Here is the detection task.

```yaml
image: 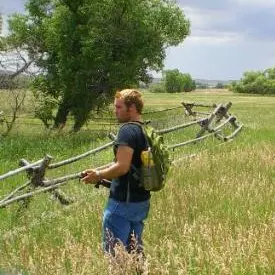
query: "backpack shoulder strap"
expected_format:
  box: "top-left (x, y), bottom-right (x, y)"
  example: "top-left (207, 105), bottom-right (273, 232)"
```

top-left (121, 121), bottom-right (150, 148)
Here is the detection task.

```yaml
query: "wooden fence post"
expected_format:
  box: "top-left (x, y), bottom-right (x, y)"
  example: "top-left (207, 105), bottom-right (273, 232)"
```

top-left (19, 155), bottom-right (73, 205)
top-left (196, 104), bottom-right (223, 138)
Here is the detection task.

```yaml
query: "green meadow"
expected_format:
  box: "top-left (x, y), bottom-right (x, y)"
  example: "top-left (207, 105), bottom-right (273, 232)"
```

top-left (0, 89), bottom-right (274, 274)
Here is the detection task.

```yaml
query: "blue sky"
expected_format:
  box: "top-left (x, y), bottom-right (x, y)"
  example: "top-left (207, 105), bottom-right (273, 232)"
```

top-left (1, 0), bottom-right (275, 80)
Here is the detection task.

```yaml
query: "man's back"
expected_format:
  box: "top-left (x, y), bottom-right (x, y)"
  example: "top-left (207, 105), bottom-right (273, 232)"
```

top-left (110, 122), bottom-right (150, 202)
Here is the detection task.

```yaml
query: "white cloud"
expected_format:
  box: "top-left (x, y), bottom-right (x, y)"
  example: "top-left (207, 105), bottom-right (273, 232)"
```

top-left (182, 6), bottom-right (243, 44)
top-left (183, 6), bottom-right (233, 28)
top-left (188, 33), bottom-right (241, 45)
top-left (0, 0), bottom-right (26, 15)
top-left (233, 0), bottom-right (275, 8)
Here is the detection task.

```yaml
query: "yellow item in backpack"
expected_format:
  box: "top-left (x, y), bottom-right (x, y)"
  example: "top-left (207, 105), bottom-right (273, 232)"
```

top-left (141, 149), bottom-right (154, 166)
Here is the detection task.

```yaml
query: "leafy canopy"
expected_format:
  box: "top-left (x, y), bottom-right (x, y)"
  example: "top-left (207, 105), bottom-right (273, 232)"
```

top-left (230, 67), bottom-right (275, 95)
top-left (7, 0), bottom-right (190, 130)
top-left (164, 69), bottom-right (195, 93)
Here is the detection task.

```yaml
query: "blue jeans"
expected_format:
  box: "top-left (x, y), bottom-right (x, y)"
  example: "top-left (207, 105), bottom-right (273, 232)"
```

top-left (103, 198), bottom-right (150, 254)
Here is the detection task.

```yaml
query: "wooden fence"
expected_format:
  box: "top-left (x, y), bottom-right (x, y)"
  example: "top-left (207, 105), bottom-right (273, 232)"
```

top-left (0, 101), bottom-right (243, 208)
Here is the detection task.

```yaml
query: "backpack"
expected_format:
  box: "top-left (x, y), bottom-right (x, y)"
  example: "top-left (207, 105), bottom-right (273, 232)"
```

top-left (125, 122), bottom-right (170, 192)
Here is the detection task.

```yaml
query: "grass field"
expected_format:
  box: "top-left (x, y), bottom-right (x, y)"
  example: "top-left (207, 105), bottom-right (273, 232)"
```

top-left (0, 89), bottom-right (274, 274)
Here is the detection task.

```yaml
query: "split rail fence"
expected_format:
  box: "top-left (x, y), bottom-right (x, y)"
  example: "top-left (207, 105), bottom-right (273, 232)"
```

top-left (0, 101), bottom-right (243, 209)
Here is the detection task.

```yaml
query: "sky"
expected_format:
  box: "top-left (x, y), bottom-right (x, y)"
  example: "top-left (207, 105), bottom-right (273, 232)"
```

top-left (1, 0), bottom-right (275, 80)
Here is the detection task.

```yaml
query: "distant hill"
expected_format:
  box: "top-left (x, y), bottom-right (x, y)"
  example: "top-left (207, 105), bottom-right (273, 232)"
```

top-left (194, 78), bottom-right (236, 88)
top-left (151, 77), bottom-right (236, 88)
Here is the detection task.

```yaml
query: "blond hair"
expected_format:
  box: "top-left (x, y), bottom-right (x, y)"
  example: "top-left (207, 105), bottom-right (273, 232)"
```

top-left (115, 89), bottom-right (144, 114)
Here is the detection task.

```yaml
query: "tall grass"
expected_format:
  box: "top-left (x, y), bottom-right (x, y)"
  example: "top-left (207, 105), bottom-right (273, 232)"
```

top-left (0, 90), bottom-right (274, 274)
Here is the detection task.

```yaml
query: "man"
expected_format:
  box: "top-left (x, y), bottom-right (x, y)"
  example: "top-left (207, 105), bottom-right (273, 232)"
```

top-left (81, 89), bottom-right (150, 254)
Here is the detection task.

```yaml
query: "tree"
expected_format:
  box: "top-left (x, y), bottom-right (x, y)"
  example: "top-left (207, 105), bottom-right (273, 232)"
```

top-left (182, 73), bottom-right (196, 92)
top-left (164, 69), bottom-right (195, 93)
top-left (230, 67), bottom-right (275, 95)
top-left (215, 82), bottom-right (224, 89)
top-left (148, 81), bottom-right (166, 93)
top-left (0, 86), bottom-right (26, 137)
top-left (0, 39), bottom-right (34, 137)
top-left (7, 0), bottom-right (190, 131)
top-left (196, 82), bottom-right (208, 89)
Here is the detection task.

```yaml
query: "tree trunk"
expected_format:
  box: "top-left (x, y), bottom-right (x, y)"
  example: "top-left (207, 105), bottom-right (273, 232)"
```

top-left (72, 109), bottom-right (90, 132)
top-left (54, 100), bottom-right (71, 129)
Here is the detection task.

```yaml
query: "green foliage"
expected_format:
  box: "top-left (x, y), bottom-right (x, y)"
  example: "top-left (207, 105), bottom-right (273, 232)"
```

top-left (7, 0), bottom-right (190, 131)
top-left (215, 82), bottom-right (224, 89)
top-left (148, 81), bottom-right (166, 93)
top-left (0, 36), bottom-right (6, 50)
top-left (230, 67), bottom-right (275, 94)
top-left (33, 91), bottom-right (58, 128)
top-left (195, 82), bottom-right (209, 89)
top-left (164, 69), bottom-right (196, 93)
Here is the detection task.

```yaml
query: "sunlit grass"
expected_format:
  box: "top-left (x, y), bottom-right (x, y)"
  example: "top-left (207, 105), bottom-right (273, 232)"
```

top-left (0, 89), bottom-right (275, 274)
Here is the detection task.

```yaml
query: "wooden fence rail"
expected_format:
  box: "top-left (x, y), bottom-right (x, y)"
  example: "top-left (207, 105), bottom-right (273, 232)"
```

top-left (181, 101), bottom-right (217, 117)
top-left (0, 101), bottom-right (243, 209)
top-left (48, 141), bottom-right (114, 169)
top-left (156, 118), bottom-right (208, 135)
top-left (0, 159), bottom-right (45, 181)
top-left (168, 132), bottom-right (216, 150)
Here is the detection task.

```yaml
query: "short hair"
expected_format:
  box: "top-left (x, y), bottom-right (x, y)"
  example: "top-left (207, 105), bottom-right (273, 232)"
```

top-left (115, 89), bottom-right (144, 114)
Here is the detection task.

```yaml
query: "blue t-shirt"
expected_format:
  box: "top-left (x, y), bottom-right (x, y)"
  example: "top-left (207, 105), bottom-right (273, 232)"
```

top-left (109, 122), bottom-right (151, 202)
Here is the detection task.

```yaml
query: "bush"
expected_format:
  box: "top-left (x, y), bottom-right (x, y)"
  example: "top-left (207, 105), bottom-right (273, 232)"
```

top-left (164, 69), bottom-right (196, 93)
top-left (230, 67), bottom-right (275, 95)
top-left (148, 82), bottom-right (166, 93)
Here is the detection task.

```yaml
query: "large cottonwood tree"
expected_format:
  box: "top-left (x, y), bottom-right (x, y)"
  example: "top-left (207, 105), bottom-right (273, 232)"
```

top-left (7, 0), bottom-right (190, 131)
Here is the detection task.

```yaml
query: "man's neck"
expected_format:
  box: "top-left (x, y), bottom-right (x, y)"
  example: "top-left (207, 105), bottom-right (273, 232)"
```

top-left (129, 115), bottom-right (141, 122)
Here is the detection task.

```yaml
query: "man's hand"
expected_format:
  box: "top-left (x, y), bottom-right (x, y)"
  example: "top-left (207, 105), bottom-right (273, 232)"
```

top-left (80, 145), bottom-right (133, 185)
top-left (80, 169), bottom-right (100, 184)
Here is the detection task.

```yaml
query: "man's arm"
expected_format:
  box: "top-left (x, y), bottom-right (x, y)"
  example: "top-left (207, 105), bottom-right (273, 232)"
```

top-left (81, 145), bottom-right (133, 184)
top-left (96, 161), bottom-right (115, 172)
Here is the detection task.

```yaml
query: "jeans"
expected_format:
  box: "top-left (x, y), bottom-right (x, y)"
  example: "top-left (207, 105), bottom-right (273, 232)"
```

top-left (103, 198), bottom-right (150, 254)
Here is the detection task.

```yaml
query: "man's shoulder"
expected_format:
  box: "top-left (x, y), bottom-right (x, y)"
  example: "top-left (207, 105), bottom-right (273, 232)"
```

top-left (118, 122), bottom-right (144, 141)
top-left (120, 121), bottom-right (143, 127)
top-left (119, 122), bottom-right (143, 132)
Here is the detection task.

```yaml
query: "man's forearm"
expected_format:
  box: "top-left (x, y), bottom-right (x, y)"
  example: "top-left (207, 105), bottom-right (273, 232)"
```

top-left (97, 162), bottom-right (115, 172)
top-left (81, 145), bottom-right (133, 184)
top-left (98, 162), bottom-right (129, 180)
